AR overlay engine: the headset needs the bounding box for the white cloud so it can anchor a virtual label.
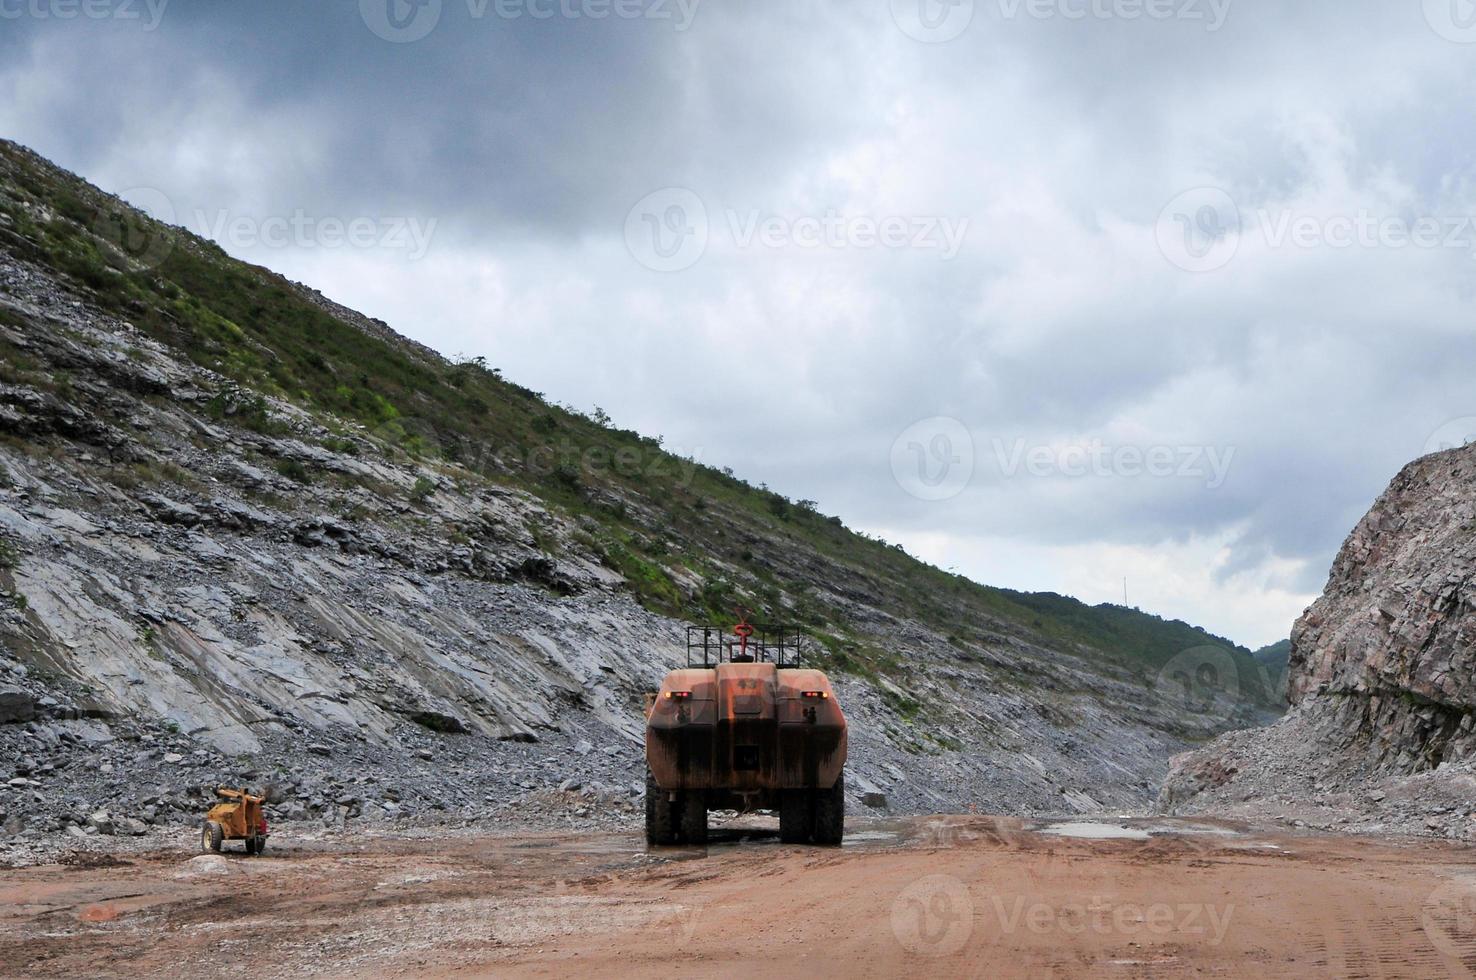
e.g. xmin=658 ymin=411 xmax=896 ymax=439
xmin=3 ymin=1 xmax=1474 ymax=646
xmin=871 ymin=524 xmax=1314 ymax=649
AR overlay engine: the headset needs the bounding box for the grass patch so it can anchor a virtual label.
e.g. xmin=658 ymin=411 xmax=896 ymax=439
xmin=139 ymin=625 xmax=165 ymax=662
xmin=409 ymin=475 xmax=436 ymax=504
xmin=276 ymin=459 xmax=312 ymax=484
xmin=597 ymin=536 xmax=684 ymax=616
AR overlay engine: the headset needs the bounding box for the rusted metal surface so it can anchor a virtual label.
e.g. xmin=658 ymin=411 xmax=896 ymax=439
xmin=646 ymin=661 xmax=847 ymax=800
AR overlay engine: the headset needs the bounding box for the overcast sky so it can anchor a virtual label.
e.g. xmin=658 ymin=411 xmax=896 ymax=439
xmin=5 ymin=0 xmax=1476 ymax=647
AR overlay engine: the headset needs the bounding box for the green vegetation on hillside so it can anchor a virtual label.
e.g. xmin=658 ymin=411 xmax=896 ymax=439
xmin=0 ymin=139 xmax=1282 ymax=716
xmin=1253 ymin=638 xmax=1291 ymax=670
xmin=1001 ymin=592 xmax=1284 ymax=706
xmin=1252 ymin=638 xmax=1291 ymax=700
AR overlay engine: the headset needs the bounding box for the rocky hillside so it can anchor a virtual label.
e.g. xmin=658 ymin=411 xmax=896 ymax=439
xmin=0 ymin=141 xmax=1280 ymax=860
xmin=1161 ymin=443 xmax=1476 ymax=839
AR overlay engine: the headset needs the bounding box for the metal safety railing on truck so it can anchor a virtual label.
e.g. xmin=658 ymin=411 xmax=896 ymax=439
xmin=685 ymin=623 xmax=805 ymax=668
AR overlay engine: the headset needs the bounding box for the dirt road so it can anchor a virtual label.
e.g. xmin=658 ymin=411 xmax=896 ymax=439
xmin=2 ymin=815 xmax=1474 ymax=978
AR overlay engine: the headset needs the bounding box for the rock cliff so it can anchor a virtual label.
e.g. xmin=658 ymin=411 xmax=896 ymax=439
xmin=1161 ymin=443 xmax=1476 ymax=838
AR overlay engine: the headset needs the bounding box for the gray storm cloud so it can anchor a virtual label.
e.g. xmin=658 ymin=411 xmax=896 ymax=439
xmin=2 ymin=0 xmax=1474 ymax=645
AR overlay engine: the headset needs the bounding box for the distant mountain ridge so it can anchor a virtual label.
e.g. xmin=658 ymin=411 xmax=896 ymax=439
xmin=1000 ymin=592 xmax=1284 ymax=707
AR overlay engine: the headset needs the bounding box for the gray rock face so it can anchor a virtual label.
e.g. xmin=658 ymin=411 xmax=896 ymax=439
xmin=0 ymin=688 xmax=35 ymax=724
xmin=1287 ymin=443 xmax=1476 ymax=769
xmin=1161 ymin=442 xmax=1476 ymax=833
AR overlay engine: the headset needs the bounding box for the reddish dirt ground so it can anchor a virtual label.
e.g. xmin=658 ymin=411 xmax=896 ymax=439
xmin=2 ymin=816 xmax=1475 ymax=978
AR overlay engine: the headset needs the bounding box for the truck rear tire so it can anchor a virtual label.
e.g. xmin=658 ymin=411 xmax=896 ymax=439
xmin=645 ymin=769 xmax=677 ymax=846
xmin=679 ymin=791 xmax=708 ymax=845
xmin=244 ymin=836 xmax=257 ymax=855
xmin=814 ymin=772 xmax=845 ymax=846
xmin=779 ymin=789 xmax=812 ymax=843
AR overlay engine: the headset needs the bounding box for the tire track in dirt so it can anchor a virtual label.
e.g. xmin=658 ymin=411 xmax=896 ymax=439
xmin=3 ymin=817 xmax=1474 ymax=979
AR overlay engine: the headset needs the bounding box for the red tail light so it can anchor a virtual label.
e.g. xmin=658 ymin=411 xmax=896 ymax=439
xmin=665 ymin=691 xmax=691 ymax=700
xmin=801 ymin=691 xmax=828 ymax=700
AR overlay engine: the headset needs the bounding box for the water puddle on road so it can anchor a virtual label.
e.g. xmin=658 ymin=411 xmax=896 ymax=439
xmin=1037 ymin=821 xmax=1152 ymax=840
xmin=1141 ymin=822 xmax=1239 ymax=837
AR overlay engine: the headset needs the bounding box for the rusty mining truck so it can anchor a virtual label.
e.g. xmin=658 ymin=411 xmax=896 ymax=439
xmin=645 ymin=623 xmax=847 ymax=846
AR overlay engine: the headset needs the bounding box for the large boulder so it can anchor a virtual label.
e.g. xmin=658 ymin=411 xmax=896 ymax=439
xmin=0 ymin=688 xmax=35 ymax=724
